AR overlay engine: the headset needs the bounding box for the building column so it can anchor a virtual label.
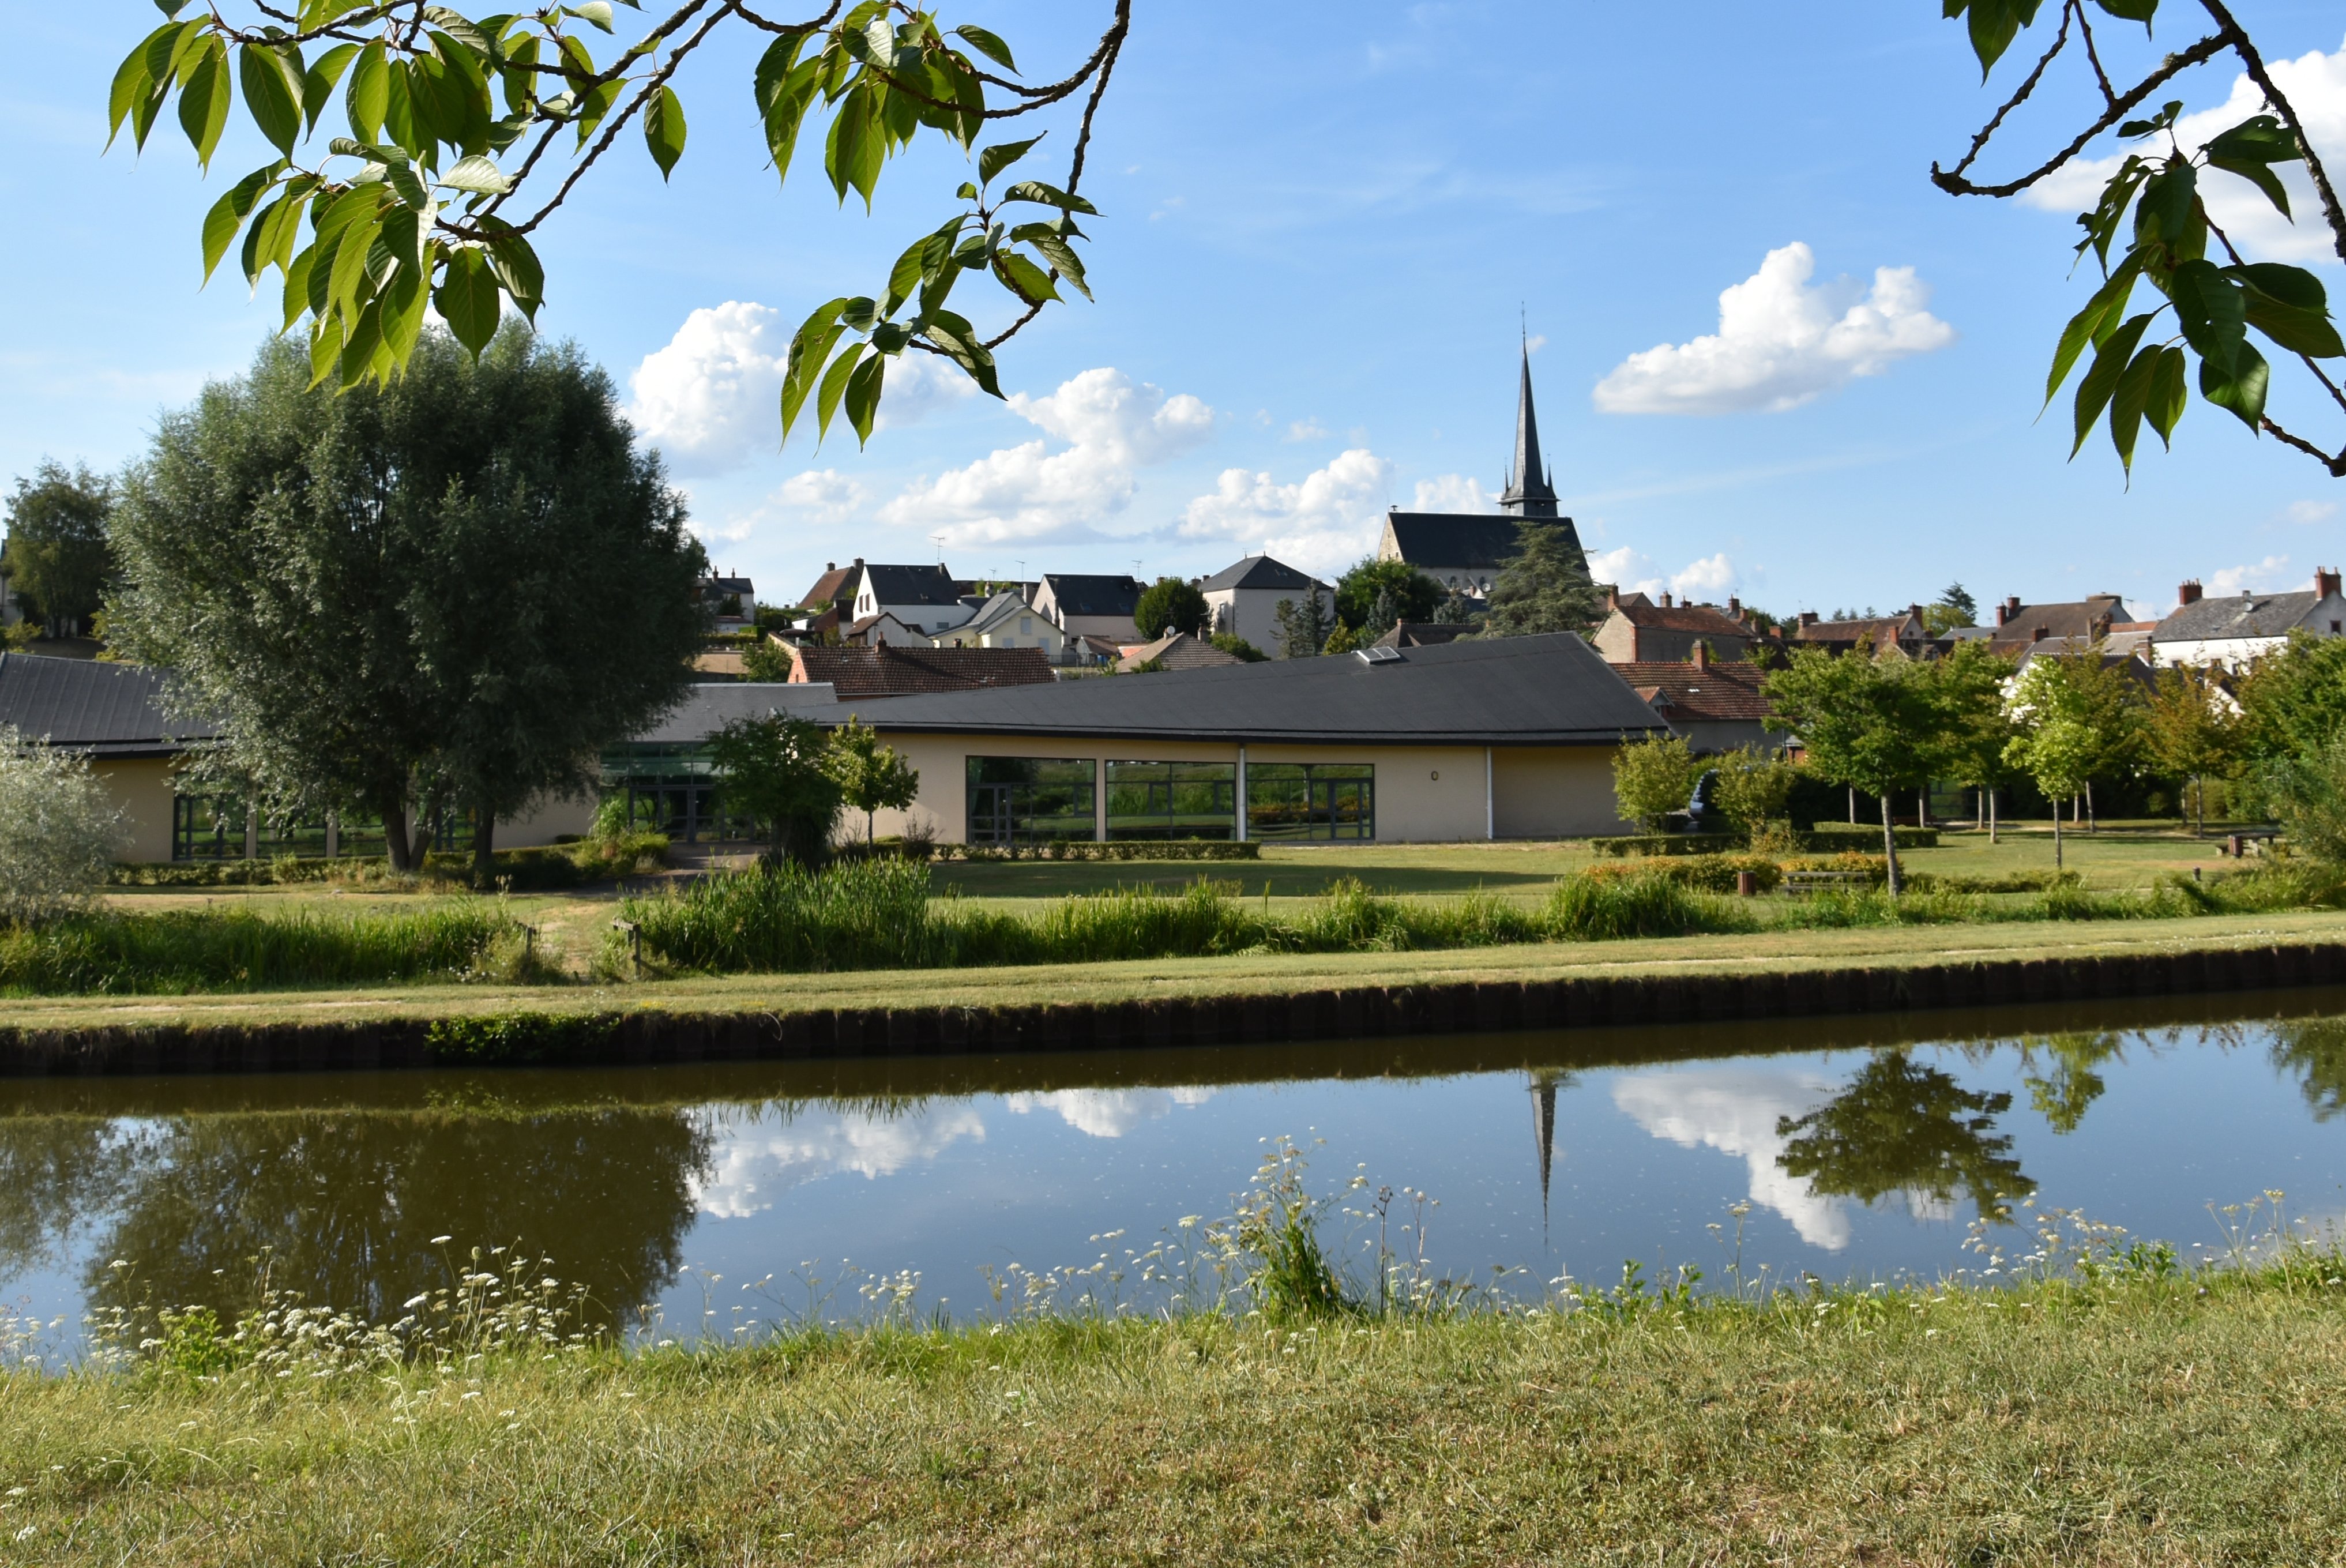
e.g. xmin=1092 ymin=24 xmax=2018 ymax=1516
xmin=1093 ymin=758 xmax=1107 ymax=843
xmin=1235 ymin=746 xmax=1248 ymax=843
xmin=325 ymin=813 xmax=339 ymax=859
xmin=1484 ymin=747 xmax=1495 ymax=840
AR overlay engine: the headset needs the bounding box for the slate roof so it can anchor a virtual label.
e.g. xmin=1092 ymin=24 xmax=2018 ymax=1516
xmin=1200 ymin=555 xmax=1320 ymax=592
xmin=2153 ymin=590 xmax=2336 ymax=642
xmin=1116 ymin=631 xmax=1243 ymax=672
xmin=859 ymin=563 xmax=965 ymax=607
xmin=1610 ymin=660 xmax=1772 ymax=722
xmin=1381 ymin=512 xmax=1533 ymax=569
xmin=1986 ymin=595 xmax=2122 ymax=648
xmin=1607 ymin=599 xmax=1754 ymax=638
xmin=1040 ymin=573 xmax=1144 ymax=616
xmin=0 ymin=654 xmax=219 ymax=757
xmin=625 ymin=683 xmax=841 ymax=745
xmin=795 ymin=644 xmax=1058 ymax=698
xmin=803 ymin=631 xmax=1664 ymax=747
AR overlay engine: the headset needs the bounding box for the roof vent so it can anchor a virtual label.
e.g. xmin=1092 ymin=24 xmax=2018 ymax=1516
xmin=1356 ymin=645 xmax=1405 ymax=666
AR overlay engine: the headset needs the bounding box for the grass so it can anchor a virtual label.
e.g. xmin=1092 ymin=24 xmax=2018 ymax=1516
xmin=7 ymin=1234 xmax=2346 ymax=1564
xmin=0 ymin=903 xmax=528 ymax=995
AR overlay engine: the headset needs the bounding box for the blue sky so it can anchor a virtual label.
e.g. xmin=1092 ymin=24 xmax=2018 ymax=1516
xmin=4 ymin=2 xmax=2343 ymax=621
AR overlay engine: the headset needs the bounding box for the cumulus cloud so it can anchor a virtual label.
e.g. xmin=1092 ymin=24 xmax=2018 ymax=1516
xmin=1584 ymin=546 xmax=1741 ymax=601
xmin=1284 ymin=418 xmax=1330 ymax=442
xmin=1176 ymin=448 xmax=1396 ymax=574
xmin=2287 ymin=499 xmax=2339 ymax=525
xmin=1002 ymin=1086 xmax=1216 ymax=1139
xmin=882 ymin=367 xmax=1214 ymax=547
xmin=1611 ymin=1066 xmax=1850 ymax=1250
xmin=1593 ymin=243 xmax=1956 ymax=415
xmin=778 ymin=469 xmax=870 ymax=521
xmin=2020 ymin=37 xmax=2346 ymax=265
xmin=1409 ymin=474 xmax=1498 ymax=513
xmin=627 ymin=301 xmax=974 ymax=474
xmin=689 ymin=1106 xmax=986 ymax=1219
xmin=2208 ymin=555 xmax=2295 ymax=596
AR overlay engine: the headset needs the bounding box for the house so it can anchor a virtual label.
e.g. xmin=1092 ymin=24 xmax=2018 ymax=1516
xmin=0 ymin=653 xmax=218 ymax=862
xmin=1982 ymin=592 xmax=2125 ymax=655
xmin=789 ymin=643 xmax=1057 ymax=698
xmin=1198 ymin=555 xmax=1332 ymax=656
xmin=2151 ymin=570 xmax=2346 ymax=668
xmin=847 ymin=562 xmax=978 ymax=638
xmin=1375 ymin=345 xmax=1590 ymax=599
xmin=1032 ymin=574 xmax=1145 ymax=647
xmin=796 ymin=560 xmax=862 ymax=616
xmin=1592 ymin=591 xmax=1762 ymax=664
xmin=2009 ymin=642 xmax=2159 ymax=693
xmin=795 ymin=631 xmax=1666 ymax=844
xmin=1115 ymin=631 xmax=1245 ymax=673
xmin=1788 ymin=606 xmax=1936 ymax=658
xmin=940 ymin=588 xmax=1067 ymax=660
xmin=698 ymin=573 xmax=756 ymax=631
xmin=1608 ymin=643 xmax=1775 ymax=754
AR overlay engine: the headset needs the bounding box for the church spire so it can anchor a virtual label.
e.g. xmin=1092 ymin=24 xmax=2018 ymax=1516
xmin=1499 ymin=335 xmax=1558 ymax=518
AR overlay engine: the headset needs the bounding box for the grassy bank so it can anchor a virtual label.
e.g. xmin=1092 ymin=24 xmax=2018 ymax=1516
xmin=0 ymin=903 xmax=528 ymax=995
xmin=7 ymin=1252 xmax=2346 ymax=1564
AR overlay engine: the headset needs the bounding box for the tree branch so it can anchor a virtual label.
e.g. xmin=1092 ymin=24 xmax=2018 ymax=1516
xmin=1942 ymin=5 xmax=2072 ymax=183
xmin=2259 ymin=416 xmax=2346 ymax=476
xmin=2070 ymin=0 xmax=2119 ymax=108
xmin=2196 ymin=0 xmax=2346 ymax=268
xmin=1931 ymin=32 xmax=2228 ymax=198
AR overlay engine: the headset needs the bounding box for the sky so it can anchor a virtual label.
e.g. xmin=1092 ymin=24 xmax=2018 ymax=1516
xmin=3 ymin=2 xmax=2344 ymax=622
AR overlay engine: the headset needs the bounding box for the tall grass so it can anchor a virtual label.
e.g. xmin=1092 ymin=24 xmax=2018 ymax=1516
xmin=0 ymin=904 xmax=521 ymax=995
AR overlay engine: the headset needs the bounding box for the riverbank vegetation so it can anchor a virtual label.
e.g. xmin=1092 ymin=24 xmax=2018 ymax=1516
xmin=0 ymin=903 xmax=535 ymax=996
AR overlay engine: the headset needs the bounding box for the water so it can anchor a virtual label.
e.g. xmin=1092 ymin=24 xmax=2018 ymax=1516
xmin=5 ymin=989 xmax=2345 ymax=1339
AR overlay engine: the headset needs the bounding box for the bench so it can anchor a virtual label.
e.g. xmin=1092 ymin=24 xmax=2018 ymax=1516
xmin=1782 ymin=870 xmax=1871 ymax=896
xmin=2220 ymin=829 xmax=2280 ymax=858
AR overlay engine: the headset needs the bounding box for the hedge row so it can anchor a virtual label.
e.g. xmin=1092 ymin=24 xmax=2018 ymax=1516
xmin=1592 ymin=826 xmax=1940 ymax=858
xmin=105 ymin=833 xmax=670 ymax=891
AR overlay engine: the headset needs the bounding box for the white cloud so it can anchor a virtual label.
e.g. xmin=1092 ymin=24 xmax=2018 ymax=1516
xmin=2208 ymin=554 xmax=2295 ymax=596
xmin=1610 ymin=1066 xmax=1850 ymax=1250
xmin=1524 ymin=333 xmax=1548 ymax=355
xmin=882 ymin=367 xmax=1213 ymax=547
xmin=1002 ymin=1086 xmax=1216 ymax=1139
xmin=1176 ymin=448 xmax=1395 ymax=574
xmin=2287 ymin=499 xmax=2339 ymax=525
xmin=2020 ymin=37 xmax=2346 ymax=266
xmin=1584 ymin=546 xmax=1740 ymax=602
xmin=778 ymin=469 xmax=870 ymax=521
xmin=1409 ymin=474 xmax=1497 ymax=513
xmin=689 ymin=1107 xmax=986 ymax=1219
xmin=1593 ymin=243 xmax=1957 ymax=415
xmin=627 ymin=301 xmax=975 ymax=475
xmin=1284 ymin=418 xmax=1330 ymax=442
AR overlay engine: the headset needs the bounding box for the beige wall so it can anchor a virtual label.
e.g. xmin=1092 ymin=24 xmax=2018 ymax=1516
xmin=92 ymin=757 xmax=181 ymax=863
xmin=501 ymin=794 xmax=599 ymax=848
xmin=856 ymin=730 xmax=1629 ymax=844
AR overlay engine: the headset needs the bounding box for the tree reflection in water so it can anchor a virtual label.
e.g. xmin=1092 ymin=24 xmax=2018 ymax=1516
xmin=1776 ymin=1051 xmax=2034 ymax=1220
xmin=1 ymin=1105 xmax=713 ymax=1334
xmin=2017 ymin=1032 xmax=2126 ymax=1135
xmin=2271 ymin=1017 xmax=2346 ymax=1122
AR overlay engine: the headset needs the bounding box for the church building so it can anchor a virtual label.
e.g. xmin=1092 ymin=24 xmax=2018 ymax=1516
xmin=1375 ymin=345 xmax=1588 ymax=599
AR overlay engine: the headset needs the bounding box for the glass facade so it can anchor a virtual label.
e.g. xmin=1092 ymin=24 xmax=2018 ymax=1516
xmin=1105 ymin=761 xmax=1236 ymax=840
xmin=1245 ymin=762 xmax=1375 ymax=841
xmin=967 ymin=757 xmax=1097 ymax=844
xmin=599 ymin=743 xmax=760 ymax=844
xmin=170 ymin=796 xmax=396 ymax=862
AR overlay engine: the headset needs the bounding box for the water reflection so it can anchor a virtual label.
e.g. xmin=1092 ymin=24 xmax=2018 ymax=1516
xmin=3 ymin=988 xmax=2344 ymax=1332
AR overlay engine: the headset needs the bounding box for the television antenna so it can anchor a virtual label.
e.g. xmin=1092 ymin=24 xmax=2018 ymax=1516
xmin=930 ymin=533 xmax=945 ymax=563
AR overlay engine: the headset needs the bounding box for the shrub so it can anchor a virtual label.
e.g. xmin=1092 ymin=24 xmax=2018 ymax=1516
xmin=1588 ymin=833 xmax=1742 ymax=858
xmin=0 ymin=903 xmax=516 ymax=995
xmin=933 ymin=841 xmax=1259 ymax=863
xmin=1542 ymin=871 xmax=1749 ymax=941
xmin=1586 ymin=853 xmax=1783 ymax=894
xmin=2264 ymin=734 xmax=2346 ymax=863
xmin=1802 ymin=823 xmax=1939 ymax=850
xmin=1708 ymin=747 xmax=1797 ymax=832
xmin=0 ymin=725 xmax=126 ymax=923
xmin=1611 ymin=734 xmax=1702 ymax=833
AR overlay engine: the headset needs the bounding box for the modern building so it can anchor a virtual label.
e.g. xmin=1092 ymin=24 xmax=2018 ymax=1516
xmin=806 ymin=631 xmax=1664 ymax=844
xmin=789 ymin=643 xmax=1057 ymax=698
xmin=1198 ymin=555 xmax=1332 ymax=656
xmin=846 ymin=563 xmax=977 ymax=638
xmin=0 ymin=653 xmax=216 ymax=862
xmin=1032 ymin=574 xmax=1146 ymax=648
xmin=1592 ymin=592 xmax=1763 ymax=664
xmin=1377 ymin=344 xmax=1590 ymax=599
xmin=2151 ymin=570 xmax=2346 ymax=668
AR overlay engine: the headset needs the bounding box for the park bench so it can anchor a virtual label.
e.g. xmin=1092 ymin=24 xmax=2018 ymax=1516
xmin=2219 ymin=828 xmax=2280 ymax=858
xmin=1782 ymin=870 xmax=1871 ymax=897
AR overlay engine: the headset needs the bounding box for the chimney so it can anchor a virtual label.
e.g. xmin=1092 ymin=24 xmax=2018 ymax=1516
xmin=1605 ymin=587 xmax=1619 ymax=611
xmin=2032 ymin=625 xmax=2050 ymax=643
xmin=2178 ymin=578 xmax=2201 ymax=607
xmin=1691 ymin=640 xmax=1709 ymax=671
xmin=1661 ymin=591 xmax=1675 ymax=608
xmin=1997 ymin=595 xmax=2021 ymax=627
xmin=826 ymin=561 xmax=836 ymax=571
xmin=2317 ymin=567 xmax=2342 ymax=599
xmin=1727 ymin=596 xmax=1741 ymax=617
xmin=1797 ymin=610 xmax=1818 ymax=629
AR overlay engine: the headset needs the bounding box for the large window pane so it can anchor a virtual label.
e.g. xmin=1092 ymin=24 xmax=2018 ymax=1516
xmin=967 ymin=757 xmax=1097 ymax=844
xmin=1245 ymin=762 xmax=1375 ymax=841
xmin=1106 ymin=761 xmax=1236 ymax=841
xmin=599 ymin=743 xmax=760 ymax=844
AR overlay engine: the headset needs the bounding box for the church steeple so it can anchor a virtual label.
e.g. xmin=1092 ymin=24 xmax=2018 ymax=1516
xmin=1498 ymin=337 xmax=1558 ymax=518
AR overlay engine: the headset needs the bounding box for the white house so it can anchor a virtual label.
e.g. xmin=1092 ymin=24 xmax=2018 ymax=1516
xmin=1032 ymin=574 xmax=1145 ymax=649
xmin=2151 ymin=570 xmax=2346 ymax=669
xmin=941 ymin=588 xmax=1067 ymax=659
xmin=1199 ymin=555 xmax=1332 ymax=656
xmin=847 ymin=563 xmax=978 ymax=638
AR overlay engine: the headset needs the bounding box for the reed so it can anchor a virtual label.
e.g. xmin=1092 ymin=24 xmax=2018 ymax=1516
xmin=0 ymin=903 xmax=518 ymax=995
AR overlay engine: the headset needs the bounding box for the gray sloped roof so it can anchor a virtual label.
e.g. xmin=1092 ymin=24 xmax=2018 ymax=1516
xmin=0 ymin=654 xmax=219 ymax=757
xmin=1040 ymin=573 xmax=1144 ymax=616
xmin=859 ymin=563 xmax=964 ymax=607
xmin=1383 ymin=512 xmax=1581 ymax=570
xmin=624 ymin=683 xmax=840 ymax=744
xmin=1200 ymin=554 xmax=1321 ymax=592
xmin=799 ymin=631 xmax=1664 ymax=747
xmin=2153 ymin=590 xmax=2327 ymax=642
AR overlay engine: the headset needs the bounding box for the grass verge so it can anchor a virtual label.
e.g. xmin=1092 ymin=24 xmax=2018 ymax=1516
xmin=0 ymin=903 xmax=532 ymax=995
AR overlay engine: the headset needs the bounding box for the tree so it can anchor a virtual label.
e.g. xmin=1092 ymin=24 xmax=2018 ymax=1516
xmin=741 ymin=637 xmax=796 ymax=682
xmin=1762 ymin=642 xmax=1938 ymax=893
xmin=2142 ymin=663 xmax=2242 ymax=834
xmin=109 ymin=329 xmax=707 ymax=875
xmin=1611 ymin=734 xmax=1702 ymax=833
xmin=826 ymin=716 xmax=921 ymax=844
xmin=1432 ymin=587 xmax=1478 ymax=626
xmin=2262 ymin=732 xmax=2346 ymax=863
xmin=1480 ymin=520 xmax=1601 ymax=638
xmin=2019 ymin=1031 xmax=2125 ymax=1135
xmin=0 ymin=727 xmax=125 ymax=924
xmin=1706 ymin=746 xmax=1798 ymax=835
xmin=1924 ymin=640 xmax=2021 ymax=841
xmin=2 ymin=463 xmax=114 ymax=637
xmin=2005 ymin=646 xmax=2140 ymax=837
xmin=2002 ymin=658 xmax=2112 ymax=871
xmin=1777 ymin=1050 xmax=2033 ymax=1219
xmin=1334 ymin=557 xmax=1440 ymax=637
xmin=1133 ymin=576 xmax=1209 ymax=641
xmin=2235 ymin=631 xmax=2346 ymax=766
xmin=1929 ymin=2 xmax=2346 ymax=477
xmin=1210 ymin=633 xmax=1268 ymax=663
xmin=1272 ymin=593 xmax=1334 ymax=660
xmin=1921 ymin=581 xmax=1979 ymax=636
xmin=109 ymin=5 xmax=1127 ymax=443
xmin=708 ymin=713 xmax=841 ymax=866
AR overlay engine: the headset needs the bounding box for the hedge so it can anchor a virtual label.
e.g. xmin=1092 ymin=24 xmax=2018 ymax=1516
xmin=1801 ymin=823 xmax=1939 ymax=849
xmin=105 ymin=833 xmax=670 ymax=891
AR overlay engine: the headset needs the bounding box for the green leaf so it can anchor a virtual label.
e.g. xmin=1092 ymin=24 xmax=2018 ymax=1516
xmin=2234 ymin=262 xmax=2326 ymax=313
xmin=308 ymin=317 xmax=345 ymax=387
xmin=437 ymin=154 xmax=512 ymax=194
xmin=200 ymin=161 xmax=280 ymax=283
xmin=499 ymin=35 xmax=540 ymax=115
xmin=281 ymin=242 xmax=319 ymax=330
xmin=859 ymin=16 xmax=898 ymax=69
xmin=760 ymin=57 xmax=821 ymax=185
xmin=422 ymin=7 xmax=492 ymax=56
xmin=2133 ymin=160 xmax=2200 ymax=255
xmin=478 ymin=224 xmax=543 ymax=320
xmin=1022 ymin=233 xmax=1089 ymax=298
xmin=2094 ymin=0 xmax=2157 ymax=20
xmin=2202 ymin=114 xmax=2299 ymax=166
xmin=998 ymin=179 xmax=1099 ymax=215
xmin=2168 ymin=258 xmax=2246 ymax=375
xmin=327 ymin=209 xmax=385 ymax=318
xmin=920 ymin=310 xmax=1001 ymax=398
xmin=178 ymin=36 xmax=233 ymax=170
xmin=108 ymin=27 xmax=172 ymax=151
xmin=2145 ymin=345 xmax=2187 ymax=447
xmin=347 ymin=41 xmax=390 ymax=141
xmin=978 ymin=135 xmax=1042 ymax=187
xmin=2199 ymin=341 xmax=2270 ymax=430
xmin=644 ymin=84 xmax=686 ymax=179
xmin=952 ymin=24 xmax=1017 ymax=72
xmin=338 ymin=297 xmax=383 ymax=388
xmin=303 ymin=42 xmax=358 ymax=131
xmin=379 ymin=252 xmax=431 ymax=363
xmin=2208 ymin=156 xmax=2292 ymax=218
xmin=433 ymin=246 xmax=502 ymax=356
xmin=2108 ymin=343 xmax=2163 ymax=472
xmin=2242 ymin=293 xmax=2345 ymax=359
xmin=238 ymin=43 xmax=303 ymax=155
xmin=844 ymin=349 xmax=885 ymax=445
xmin=826 ymin=84 xmax=884 ymax=209
xmin=565 ymin=2 xmax=616 ymax=33
xmin=992 ymin=251 xmax=1059 ymax=304
xmin=2071 ymin=311 xmax=2155 ymax=456
xmin=814 ymin=343 xmax=863 ymax=440
xmin=753 ymin=32 xmax=807 ymax=106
